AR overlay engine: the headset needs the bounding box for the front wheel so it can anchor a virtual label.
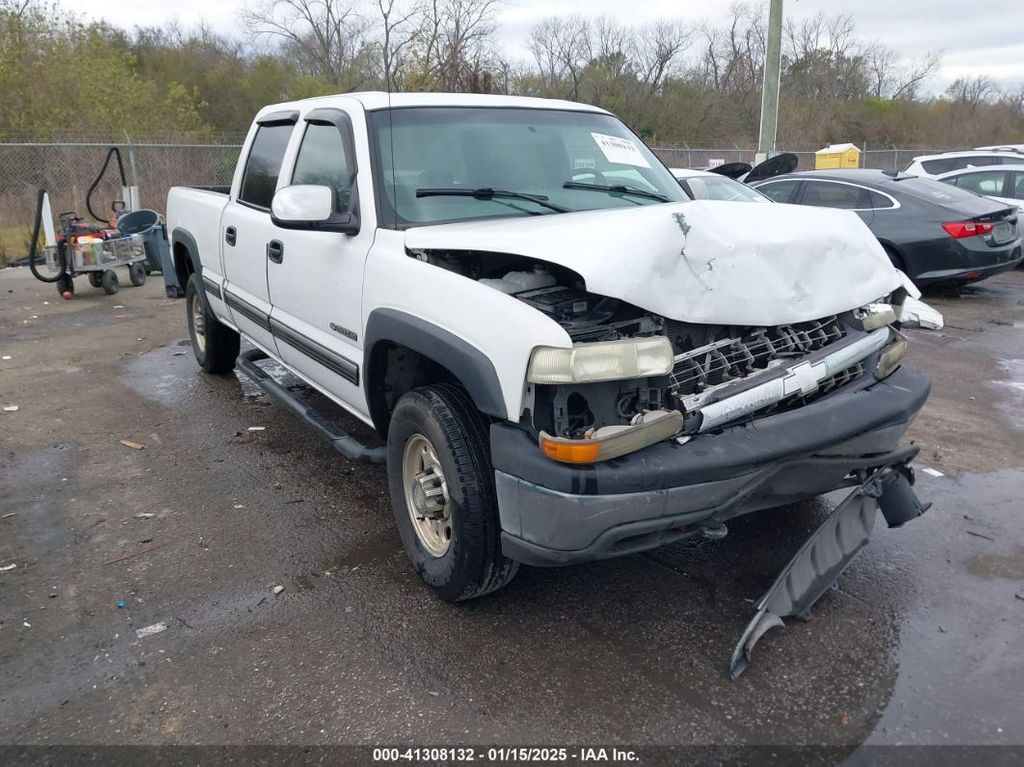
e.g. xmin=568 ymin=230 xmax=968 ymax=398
xmin=101 ymin=270 xmax=119 ymax=295
xmin=128 ymin=262 xmax=146 ymax=287
xmin=387 ymin=384 xmax=519 ymax=602
xmin=185 ymin=273 xmax=239 ymax=374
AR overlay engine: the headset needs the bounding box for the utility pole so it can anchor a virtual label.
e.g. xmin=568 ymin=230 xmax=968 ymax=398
xmin=756 ymin=0 xmax=784 ymax=163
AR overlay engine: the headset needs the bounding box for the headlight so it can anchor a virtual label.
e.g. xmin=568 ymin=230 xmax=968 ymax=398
xmin=527 ymin=336 xmax=674 ymax=384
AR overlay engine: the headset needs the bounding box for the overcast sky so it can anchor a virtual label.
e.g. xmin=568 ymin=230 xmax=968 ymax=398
xmin=79 ymin=0 xmax=1023 ymax=93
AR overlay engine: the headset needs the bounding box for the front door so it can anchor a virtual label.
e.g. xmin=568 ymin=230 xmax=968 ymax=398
xmin=267 ymin=113 xmax=373 ymax=418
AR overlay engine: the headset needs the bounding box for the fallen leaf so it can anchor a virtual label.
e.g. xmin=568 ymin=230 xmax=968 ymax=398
xmin=120 ymin=439 xmax=145 ymax=450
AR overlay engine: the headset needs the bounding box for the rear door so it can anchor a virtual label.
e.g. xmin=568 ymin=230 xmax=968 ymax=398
xmin=267 ymin=107 xmax=373 ymax=417
xmin=796 ymin=180 xmax=875 ymax=226
xmin=221 ymin=112 xmax=297 ymax=353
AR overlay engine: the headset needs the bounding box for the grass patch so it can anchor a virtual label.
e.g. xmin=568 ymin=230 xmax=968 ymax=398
xmin=0 ymin=225 xmax=33 ymax=267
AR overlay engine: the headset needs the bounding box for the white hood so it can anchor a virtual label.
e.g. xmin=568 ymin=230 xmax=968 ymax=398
xmin=404 ymin=200 xmax=912 ymax=326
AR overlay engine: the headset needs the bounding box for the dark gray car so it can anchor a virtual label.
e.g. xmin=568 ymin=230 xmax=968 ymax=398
xmin=752 ymin=170 xmax=1022 ymax=286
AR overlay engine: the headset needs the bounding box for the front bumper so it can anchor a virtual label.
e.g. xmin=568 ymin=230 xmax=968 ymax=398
xmin=492 ymin=365 xmax=931 ymax=566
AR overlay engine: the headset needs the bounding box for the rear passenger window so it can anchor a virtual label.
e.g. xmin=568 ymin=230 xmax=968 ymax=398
xmin=922 ymin=158 xmax=958 ymax=175
xmin=955 ymin=171 xmax=1007 ymax=196
xmin=292 ymin=123 xmax=354 ymax=211
xmin=1014 ymin=174 xmax=1024 ymax=200
xmin=757 ymin=180 xmax=800 ymax=203
xmin=800 ymin=182 xmax=867 ymax=210
xmin=239 ymin=123 xmax=294 ymax=209
xmin=868 ymin=191 xmax=895 ymax=209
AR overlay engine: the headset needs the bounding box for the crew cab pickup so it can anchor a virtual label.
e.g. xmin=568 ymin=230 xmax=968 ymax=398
xmin=166 ymin=93 xmax=931 ymax=673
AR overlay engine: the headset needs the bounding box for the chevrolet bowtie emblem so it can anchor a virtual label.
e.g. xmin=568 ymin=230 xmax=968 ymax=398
xmin=782 ymin=360 xmax=826 ymax=397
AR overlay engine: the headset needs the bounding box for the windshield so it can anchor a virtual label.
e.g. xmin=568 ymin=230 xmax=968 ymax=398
xmin=369 ymin=107 xmax=686 ymax=227
xmin=677 ymin=174 xmax=771 ymax=203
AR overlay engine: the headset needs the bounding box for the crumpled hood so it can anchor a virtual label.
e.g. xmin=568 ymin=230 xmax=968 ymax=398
xmin=404 ymin=200 xmax=910 ymax=326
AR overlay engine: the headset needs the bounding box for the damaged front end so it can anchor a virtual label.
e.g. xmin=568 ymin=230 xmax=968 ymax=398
xmin=523 ymin=296 xmax=913 ymax=465
xmin=407 ymin=201 xmax=930 ymax=677
xmin=729 ymin=460 xmax=930 ymax=679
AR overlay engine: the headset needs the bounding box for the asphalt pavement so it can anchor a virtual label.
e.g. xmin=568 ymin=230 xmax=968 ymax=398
xmin=1 ymin=266 xmax=1022 ymax=756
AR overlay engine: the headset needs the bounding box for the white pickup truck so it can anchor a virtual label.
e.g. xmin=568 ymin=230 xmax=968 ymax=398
xmin=166 ymin=93 xmax=931 ymax=675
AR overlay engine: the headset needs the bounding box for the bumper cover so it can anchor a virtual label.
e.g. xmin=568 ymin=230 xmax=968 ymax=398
xmin=915 ymin=244 xmax=1022 ymax=284
xmin=493 ymin=365 xmax=931 ymax=566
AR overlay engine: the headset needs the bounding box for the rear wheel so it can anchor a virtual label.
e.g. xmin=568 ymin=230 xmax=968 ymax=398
xmin=185 ymin=273 xmax=239 ymax=374
xmin=87 ymin=272 xmax=102 ymax=288
xmin=387 ymin=384 xmax=519 ymax=602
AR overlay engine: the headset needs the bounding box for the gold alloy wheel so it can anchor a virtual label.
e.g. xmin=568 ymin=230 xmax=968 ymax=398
xmin=402 ymin=433 xmax=452 ymax=557
xmin=190 ymin=292 xmax=206 ymax=355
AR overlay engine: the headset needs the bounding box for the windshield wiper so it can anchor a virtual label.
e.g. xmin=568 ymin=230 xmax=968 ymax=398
xmin=415 ymin=187 xmax=571 ymax=214
xmin=562 ymin=181 xmax=668 ymax=203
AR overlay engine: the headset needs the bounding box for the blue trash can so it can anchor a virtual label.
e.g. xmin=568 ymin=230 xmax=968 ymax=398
xmin=117 ymin=209 xmax=183 ymax=298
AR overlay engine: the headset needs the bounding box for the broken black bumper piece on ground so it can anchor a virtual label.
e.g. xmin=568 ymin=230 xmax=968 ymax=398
xmin=729 ymin=460 xmax=930 ymax=680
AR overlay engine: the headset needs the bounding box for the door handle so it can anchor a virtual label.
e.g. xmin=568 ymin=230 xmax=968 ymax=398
xmin=267 ymin=239 xmax=284 ymax=264
xmin=225 ymin=226 xmax=236 ymax=246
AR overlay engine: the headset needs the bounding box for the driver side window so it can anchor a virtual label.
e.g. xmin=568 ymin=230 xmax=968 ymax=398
xmin=292 ymin=123 xmax=352 ymax=211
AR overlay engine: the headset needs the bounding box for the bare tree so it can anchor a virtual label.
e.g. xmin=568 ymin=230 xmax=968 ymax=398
xmin=527 ymin=15 xmax=592 ymax=99
xmin=373 ymin=0 xmax=420 ymax=90
xmin=413 ymin=0 xmax=502 ymax=91
xmin=784 ymin=11 xmax=856 ymax=62
xmin=695 ymin=3 xmax=765 ymax=96
xmin=241 ymin=0 xmax=370 ymax=85
xmin=866 ymin=44 xmax=941 ymax=100
xmin=631 ymin=21 xmax=692 ymax=96
xmin=946 ymin=75 xmax=997 ymax=109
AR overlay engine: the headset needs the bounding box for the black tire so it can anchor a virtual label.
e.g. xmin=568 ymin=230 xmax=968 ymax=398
xmin=56 ymin=274 xmax=74 ymax=296
xmin=128 ymin=262 xmax=146 ymax=287
xmin=185 ymin=273 xmax=239 ymax=374
xmin=101 ymin=270 xmax=119 ymax=295
xmin=87 ymin=272 xmax=102 ymax=288
xmin=387 ymin=384 xmax=519 ymax=602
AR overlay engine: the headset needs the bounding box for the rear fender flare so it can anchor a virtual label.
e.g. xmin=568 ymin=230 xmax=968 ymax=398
xmin=171 ymin=227 xmax=201 ymax=288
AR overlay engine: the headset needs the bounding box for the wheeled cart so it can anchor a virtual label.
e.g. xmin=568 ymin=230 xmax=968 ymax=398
xmin=43 ymin=219 xmax=149 ymax=297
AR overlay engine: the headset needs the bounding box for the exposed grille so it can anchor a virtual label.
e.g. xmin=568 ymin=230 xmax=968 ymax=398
xmin=669 ymin=316 xmax=845 ymax=398
xmin=764 ymin=362 xmax=865 ymax=416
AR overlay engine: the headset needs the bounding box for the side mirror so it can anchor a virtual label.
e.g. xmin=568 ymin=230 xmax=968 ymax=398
xmin=271 ymin=185 xmax=360 ymax=235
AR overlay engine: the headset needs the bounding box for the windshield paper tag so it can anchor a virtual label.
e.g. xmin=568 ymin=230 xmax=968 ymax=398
xmin=591 ymin=133 xmax=650 ymax=168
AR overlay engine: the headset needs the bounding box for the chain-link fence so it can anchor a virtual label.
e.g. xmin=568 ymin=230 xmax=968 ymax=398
xmin=649 ymin=146 xmax=951 ymax=173
xmin=0 ymin=141 xmax=241 ymax=265
xmin=0 ymin=140 xmax=957 ymax=265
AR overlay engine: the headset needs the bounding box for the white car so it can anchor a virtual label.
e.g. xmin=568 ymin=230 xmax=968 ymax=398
xmin=976 ymin=144 xmax=1024 ymax=153
xmin=903 ymin=150 xmax=1024 ymax=178
xmin=165 ymin=93 xmax=931 ymax=675
xmin=669 ymin=168 xmax=772 ymax=202
xmin=937 ymin=164 xmax=1024 ymax=236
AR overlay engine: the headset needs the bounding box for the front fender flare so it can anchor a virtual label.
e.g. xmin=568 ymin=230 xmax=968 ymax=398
xmin=363 ymin=308 xmax=507 ymax=432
